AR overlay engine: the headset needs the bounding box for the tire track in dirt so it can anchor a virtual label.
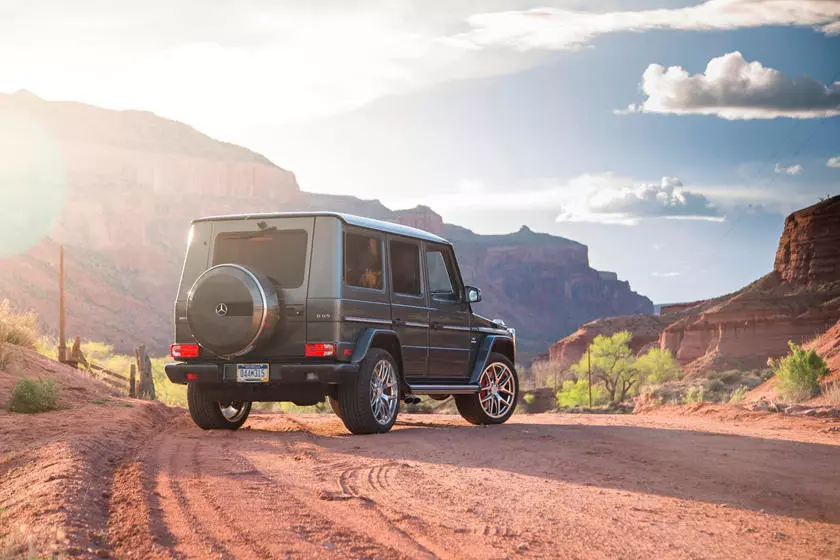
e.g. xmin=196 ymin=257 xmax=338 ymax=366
xmin=220 ymin=443 xmax=410 ymax=559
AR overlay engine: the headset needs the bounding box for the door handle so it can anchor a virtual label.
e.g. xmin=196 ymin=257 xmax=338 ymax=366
xmin=430 ymin=321 xmax=442 ymax=330
xmin=392 ymin=318 xmax=405 ymax=327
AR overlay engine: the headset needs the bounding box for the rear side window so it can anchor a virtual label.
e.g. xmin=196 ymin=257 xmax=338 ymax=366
xmin=390 ymin=239 xmax=421 ymax=296
xmin=213 ymin=229 xmax=308 ymax=288
xmin=345 ymin=233 xmax=383 ymax=290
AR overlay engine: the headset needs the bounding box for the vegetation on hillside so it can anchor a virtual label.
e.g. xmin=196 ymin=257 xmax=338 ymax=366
xmin=0 ymin=299 xmax=39 ymax=368
xmin=6 ymin=378 xmax=61 ymax=413
xmin=769 ymin=342 xmax=830 ymax=402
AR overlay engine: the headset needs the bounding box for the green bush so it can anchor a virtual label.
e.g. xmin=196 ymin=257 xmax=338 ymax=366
xmin=635 ymin=347 xmax=681 ymax=384
xmin=556 ymin=379 xmax=607 ymax=408
xmin=522 ymin=393 xmax=535 ymax=405
xmin=684 ymin=386 xmax=704 ymax=403
xmin=728 ymin=385 xmax=749 ymax=404
xmin=704 ymin=378 xmax=726 ymax=394
xmin=769 ymin=342 xmax=830 ymax=402
xmin=7 ymin=378 xmax=61 ymax=413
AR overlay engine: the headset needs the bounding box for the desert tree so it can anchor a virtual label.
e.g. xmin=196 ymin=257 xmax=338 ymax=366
xmin=572 ymin=331 xmax=637 ymax=402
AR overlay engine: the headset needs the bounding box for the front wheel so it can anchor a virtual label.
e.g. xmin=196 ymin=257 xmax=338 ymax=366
xmin=455 ymin=353 xmax=518 ymax=425
xmin=336 ymin=348 xmax=400 ymax=434
xmin=187 ymin=383 xmax=252 ymax=430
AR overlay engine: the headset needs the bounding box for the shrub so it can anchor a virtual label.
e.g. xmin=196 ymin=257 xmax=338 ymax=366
xmin=635 ymin=347 xmax=681 ymax=385
xmin=822 ymin=381 xmax=840 ymax=406
xmin=728 ymin=385 xmax=749 ymax=404
xmin=704 ymin=378 xmax=726 ymax=394
xmin=522 ymin=393 xmax=535 ymax=405
xmin=0 ymin=300 xmax=38 ymax=348
xmin=7 ymin=378 xmax=61 ymax=413
xmin=556 ymin=379 xmax=607 ymax=408
xmin=684 ymin=386 xmax=704 ymax=403
xmin=768 ymin=342 xmax=830 ymax=402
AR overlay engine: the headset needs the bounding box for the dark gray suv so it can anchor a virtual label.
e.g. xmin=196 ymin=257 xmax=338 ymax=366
xmin=165 ymin=212 xmax=518 ymax=434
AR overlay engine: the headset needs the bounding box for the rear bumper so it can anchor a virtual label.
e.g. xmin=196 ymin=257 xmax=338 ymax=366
xmin=164 ymin=361 xmax=359 ymax=385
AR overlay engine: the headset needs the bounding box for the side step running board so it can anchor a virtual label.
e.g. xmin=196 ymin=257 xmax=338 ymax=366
xmin=407 ymin=384 xmax=479 ymax=395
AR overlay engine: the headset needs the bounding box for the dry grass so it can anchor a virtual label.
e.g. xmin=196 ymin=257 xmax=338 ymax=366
xmin=822 ymin=380 xmax=840 ymax=406
xmin=0 ymin=300 xmax=39 ymax=370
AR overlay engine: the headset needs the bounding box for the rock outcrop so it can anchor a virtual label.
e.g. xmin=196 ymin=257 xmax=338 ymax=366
xmin=549 ymin=315 xmax=671 ymax=369
xmin=0 ymin=92 xmax=652 ymax=354
xmin=546 ymin=196 xmax=840 ymax=375
xmin=774 ymin=197 xmax=840 ymax=285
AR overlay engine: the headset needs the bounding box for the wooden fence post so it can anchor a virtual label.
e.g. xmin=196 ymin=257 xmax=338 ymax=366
xmin=129 ymin=364 xmax=136 ymax=398
xmin=134 ymin=344 xmax=156 ymax=400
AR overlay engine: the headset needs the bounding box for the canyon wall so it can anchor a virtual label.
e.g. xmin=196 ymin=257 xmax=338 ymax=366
xmin=0 ymin=92 xmax=651 ymax=354
xmin=546 ymin=196 xmax=840 ymax=375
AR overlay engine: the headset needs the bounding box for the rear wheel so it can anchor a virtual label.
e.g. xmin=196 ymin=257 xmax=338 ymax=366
xmin=455 ymin=353 xmax=518 ymax=425
xmin=337 ymin=348 xmax=400 ymax=434
xmin=187 ymin=383 xmax=252 ymax=430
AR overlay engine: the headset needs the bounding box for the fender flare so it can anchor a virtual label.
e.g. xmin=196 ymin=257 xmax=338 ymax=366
xmin=469 ymin=334 xmax=516 ymax=383
xmin=350 ymin=328 xmax=402 ymax=364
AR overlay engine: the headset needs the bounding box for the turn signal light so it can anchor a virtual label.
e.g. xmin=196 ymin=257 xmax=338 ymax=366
xmin=305 ymin=343 xmax=336 ymax=358
xmin=170 ymin=343 xmax=199 ymax=359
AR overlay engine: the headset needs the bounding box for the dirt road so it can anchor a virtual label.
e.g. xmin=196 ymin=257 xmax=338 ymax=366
xmin=96 ymin=409 xmax=840 ymax=559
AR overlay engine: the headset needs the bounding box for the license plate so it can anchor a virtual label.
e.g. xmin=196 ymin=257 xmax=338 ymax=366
xmin=236 ymin=363 xmax=269 ymax=383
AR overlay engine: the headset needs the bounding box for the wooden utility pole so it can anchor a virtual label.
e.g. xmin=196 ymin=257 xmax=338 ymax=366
xmin=587 ymin=348 xmax=592 ymax=408
xmin=58 ymin=245 xmax=66 ymax=363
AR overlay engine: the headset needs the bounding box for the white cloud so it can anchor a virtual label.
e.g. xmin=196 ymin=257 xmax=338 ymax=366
xmin=555 ymin=175 xmax=724 ymax=225
xmin=775 ymin=163 xmax=803 ymax=175
xmin=623 ymin=52 xmax=840 ymax=120
xmin=652 ymin=271 xmax=682 ymax=278
xmin=828 ymin=156 xmax=840 ymax=168
xmin=1 ymin=1 xmax=838 ymax=133
xmin=389 ymin=173 xmax=725 ymax=226
xmin=452 ymin=0 xmax=840 ymax=51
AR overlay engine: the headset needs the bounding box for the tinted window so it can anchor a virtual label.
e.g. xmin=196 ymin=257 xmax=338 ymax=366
xmin=426 ymin=249 xmax=458 ymax=299
xmin=213 ymin=229 xmax=308 ymax=288
xmin=345 ymin=233 xmax=383 ymax=290
xmin=390 ymin=240 xmax=421 ymax=296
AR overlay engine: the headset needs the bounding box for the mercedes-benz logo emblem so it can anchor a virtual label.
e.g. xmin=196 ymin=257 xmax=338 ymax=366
xmin=215 ymin=303 xmax=229 ymax=317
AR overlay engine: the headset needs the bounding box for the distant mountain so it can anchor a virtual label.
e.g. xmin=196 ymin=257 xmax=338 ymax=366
xmin=0 ymin=91 xmax=651 ymax=355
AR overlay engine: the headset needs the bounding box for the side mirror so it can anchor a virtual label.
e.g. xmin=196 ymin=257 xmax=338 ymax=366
xmin=465 ymin=286 xmax=482 ymax=303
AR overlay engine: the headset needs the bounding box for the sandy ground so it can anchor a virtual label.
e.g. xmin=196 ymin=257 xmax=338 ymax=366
xmin=4 ymin=386 xmax=840 ymax=559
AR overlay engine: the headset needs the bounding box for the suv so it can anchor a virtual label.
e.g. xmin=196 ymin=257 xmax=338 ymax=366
xmin=165 ymin=212 xmax=518 ymax=434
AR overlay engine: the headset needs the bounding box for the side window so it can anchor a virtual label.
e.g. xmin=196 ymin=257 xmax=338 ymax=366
xmin=344 ymin=233 xmax=383 ymax=290
xmin=390 ymin=239 xmax=421 ymax=296
xmin=426 ymin=248 xmax=459 ymax=301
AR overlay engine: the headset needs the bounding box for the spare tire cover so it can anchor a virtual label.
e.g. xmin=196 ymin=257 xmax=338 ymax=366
xmin=186 ymin=264 xmax=281 ymax=357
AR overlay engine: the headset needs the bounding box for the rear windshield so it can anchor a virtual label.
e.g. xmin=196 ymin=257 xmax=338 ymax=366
xmin=213 ymin=229 xmax=308 ymax=288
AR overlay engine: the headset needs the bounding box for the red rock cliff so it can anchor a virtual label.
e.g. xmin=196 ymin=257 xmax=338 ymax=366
xmin=547 ymin=196 xmax=840 ymax=375
xmin=774 ymin=196 xmax=840 ymax=285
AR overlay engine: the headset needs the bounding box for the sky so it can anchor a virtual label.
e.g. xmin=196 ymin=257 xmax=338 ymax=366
xmin=1 ymin=0 xmax=839 ymax=303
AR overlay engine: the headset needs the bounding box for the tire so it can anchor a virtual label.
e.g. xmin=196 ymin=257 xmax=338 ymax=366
xmin=328 ymin=395 xmax=342 ymax=419
xmin=187 ymin=383 xmax=252 ymax=430
xmin=455 ymin=353 xmax=518 ymax=425
xmin=337 ymin=348 xmax=400 ymax=435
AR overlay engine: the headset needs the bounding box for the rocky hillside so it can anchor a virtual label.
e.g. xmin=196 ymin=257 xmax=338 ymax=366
xmin=0 ymin=91 xmax=650 ymax=354
xmin=548 ymin=196 xmax=840 ymax=375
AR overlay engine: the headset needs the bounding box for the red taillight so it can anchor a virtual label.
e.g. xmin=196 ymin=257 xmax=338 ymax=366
xmin=186 ymin=372 xmax=199 ymax=381
xmin=170 ymin=343 xmax=199 ymax=359
xmin=305 ymin=343 xmax=336 ymax=358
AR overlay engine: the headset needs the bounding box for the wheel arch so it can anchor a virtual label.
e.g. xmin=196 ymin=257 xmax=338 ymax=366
xmin=469 ymin=334 xmax=516 ymax=384
xmin=351 ymin=328 xmax=405 ymax=380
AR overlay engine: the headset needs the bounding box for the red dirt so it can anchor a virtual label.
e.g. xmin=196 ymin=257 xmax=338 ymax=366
xmin=3 ymin=355 xmax=840 ymax=560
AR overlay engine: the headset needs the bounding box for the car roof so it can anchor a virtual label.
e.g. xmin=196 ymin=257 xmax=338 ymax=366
xmin=192 ymin=211 xmax=451 ymax=245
